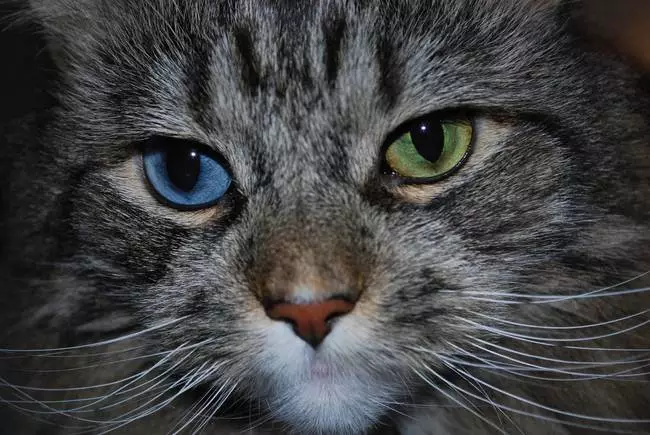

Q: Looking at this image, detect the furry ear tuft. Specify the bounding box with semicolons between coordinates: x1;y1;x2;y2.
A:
21;0;101;67
27;0;96;30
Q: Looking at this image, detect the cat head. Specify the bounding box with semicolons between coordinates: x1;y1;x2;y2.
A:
10;0;650;432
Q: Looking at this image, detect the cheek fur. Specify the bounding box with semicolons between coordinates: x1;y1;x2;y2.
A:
1;0;650;434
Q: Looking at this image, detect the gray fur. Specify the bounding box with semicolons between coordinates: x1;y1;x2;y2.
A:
1;0;649;434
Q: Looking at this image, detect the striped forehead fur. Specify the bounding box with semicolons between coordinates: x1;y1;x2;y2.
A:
0;0;649;434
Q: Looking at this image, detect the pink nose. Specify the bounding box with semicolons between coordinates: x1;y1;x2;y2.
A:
265;299;355;347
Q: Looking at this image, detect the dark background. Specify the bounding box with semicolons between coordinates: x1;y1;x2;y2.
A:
0;2;56;126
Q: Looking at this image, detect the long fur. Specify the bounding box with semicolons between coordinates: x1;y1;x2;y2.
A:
1;1;649;434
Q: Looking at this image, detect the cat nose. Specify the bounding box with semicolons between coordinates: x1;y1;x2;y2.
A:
265;298;355;348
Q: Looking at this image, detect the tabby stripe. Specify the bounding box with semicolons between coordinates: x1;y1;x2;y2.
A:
323;14;347;87
232;24;262;96
376;36;401;111
185;38;216;129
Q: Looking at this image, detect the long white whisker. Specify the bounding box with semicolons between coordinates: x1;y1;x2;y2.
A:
42;340;210;415
452;362;528;435
467;310;650;331
411;369;508;435
440;272;650;304
449;362;508;430
449;287;650;305
0;317;187;354
439;341;650;382
93;367;206;434
420;363;643;433
190;381;239;435
167;383;217;435
96;360;225;433
0;376;127;425
0;394;95;433
439;362;650;424
171;378;232;435
367;396;411;420
561;345;650;352
412;344;616;378
1;384;178;407
458;317;650;343
0;340;211;424
94;346;206;413
469;337;650;368
10;339;209;396
7;346;197;374
0;344;149;361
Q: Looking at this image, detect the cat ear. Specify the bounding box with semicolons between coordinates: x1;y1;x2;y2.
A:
26;0;98;34
24;0;100;67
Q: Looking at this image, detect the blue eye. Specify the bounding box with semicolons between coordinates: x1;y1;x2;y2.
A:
143;137;232;210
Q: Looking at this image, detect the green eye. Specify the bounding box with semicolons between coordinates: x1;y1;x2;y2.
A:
384;115;473;181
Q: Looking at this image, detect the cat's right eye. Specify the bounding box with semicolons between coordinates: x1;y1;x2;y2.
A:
142;137;232;210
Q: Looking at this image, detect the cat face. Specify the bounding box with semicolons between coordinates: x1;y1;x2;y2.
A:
3;0;650;433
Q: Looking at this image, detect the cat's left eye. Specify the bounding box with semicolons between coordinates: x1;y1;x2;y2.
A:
383;113;473;182
142;137;232;210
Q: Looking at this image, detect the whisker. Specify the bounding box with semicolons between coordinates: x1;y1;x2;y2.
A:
0;351;192;421
0;339;214;429
93;369;205;434
190;381;239;435
439;341;650;382
6;346;195;374
367;396;411;420
449;287;650;305
453;362;529;435
457;317;650;343
440;272;650;304
0;317;187;354
174;384;225;435
412;344;608;378
449;363;508;429
94;346;206;413
1;384;177;406
420;362;644;434
0;344;150;361
411;368;508;435
96;361;224;433
439;362;650;425
169;375;235;435
467;310;650;331
168;383;217;435
561;345;650;353
0;394;95;433
469;337;650;368
0;376;128;426
0;340;206;400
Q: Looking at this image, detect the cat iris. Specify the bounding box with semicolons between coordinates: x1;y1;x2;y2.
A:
384;114;473;182
143;137;232;210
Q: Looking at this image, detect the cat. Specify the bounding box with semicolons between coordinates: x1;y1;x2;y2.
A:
1;0;650;434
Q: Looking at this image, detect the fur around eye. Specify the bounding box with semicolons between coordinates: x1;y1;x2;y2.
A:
384;114;473;183
142;137;232;210
4;0;650;434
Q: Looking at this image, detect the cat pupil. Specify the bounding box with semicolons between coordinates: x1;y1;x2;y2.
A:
166;147;201;192
411;119;444;162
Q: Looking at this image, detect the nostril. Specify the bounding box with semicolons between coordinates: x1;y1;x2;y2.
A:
325;310;344;323
265;298;355;348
